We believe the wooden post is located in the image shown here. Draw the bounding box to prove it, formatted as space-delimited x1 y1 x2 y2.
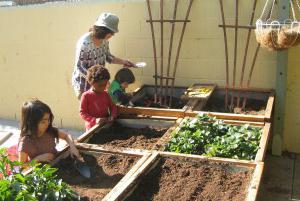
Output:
272 0 289 156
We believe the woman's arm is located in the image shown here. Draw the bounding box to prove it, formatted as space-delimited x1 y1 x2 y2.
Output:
111 57 135 67
58 131 80 159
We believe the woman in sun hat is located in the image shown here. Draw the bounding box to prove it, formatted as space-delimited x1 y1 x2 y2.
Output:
72 12 135 99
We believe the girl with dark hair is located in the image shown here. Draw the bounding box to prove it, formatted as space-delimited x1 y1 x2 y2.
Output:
108 68 135 105
72 12 135 100
18 99 80 163
80 65 118 130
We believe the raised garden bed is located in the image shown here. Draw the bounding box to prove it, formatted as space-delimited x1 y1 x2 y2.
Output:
107 152 264 201
118 85 196 118
50 145 151 201
155 115 271 162
186 86 275 122
79 117 181 151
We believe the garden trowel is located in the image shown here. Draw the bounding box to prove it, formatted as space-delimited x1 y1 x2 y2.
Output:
73 157 91 178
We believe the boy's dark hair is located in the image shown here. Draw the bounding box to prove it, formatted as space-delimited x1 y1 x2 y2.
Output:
91 25 114 39
115 68 135 84
87 65 110 84
20 99 58 141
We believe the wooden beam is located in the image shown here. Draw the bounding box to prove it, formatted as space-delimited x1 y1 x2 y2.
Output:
146 19 190 23
264 90 275 122
75 143 151 157
255 123 271 162
218 24 256 29
184 111 265 122
246 162 264 201
118 105 185 118
76 123 103 143
0 132 13 145
103 152 160 201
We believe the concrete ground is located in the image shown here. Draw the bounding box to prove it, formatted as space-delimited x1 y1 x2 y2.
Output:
257 152 300 201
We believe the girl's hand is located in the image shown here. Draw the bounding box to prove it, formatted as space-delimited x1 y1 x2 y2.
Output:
69 144 80 159
107 116 114 123
96 117 108 125
34 153 55 163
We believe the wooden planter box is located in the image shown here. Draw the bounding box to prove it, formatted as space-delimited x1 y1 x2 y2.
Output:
185 86 275 123
104 152 264 201
118 85 196 118
154 117 271 162
77 117 182 151
48 143 151 201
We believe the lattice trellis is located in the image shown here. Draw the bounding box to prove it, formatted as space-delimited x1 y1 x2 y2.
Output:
146 0 193 107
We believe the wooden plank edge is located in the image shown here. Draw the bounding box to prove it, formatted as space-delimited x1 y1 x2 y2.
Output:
181 116 265 126
255 123 271 162
103 152 160 201
76 143 151 157
118 105 185 117
76 123 103 143
118 115 177 121
157 151 257 168
183 99 198 111
246 162 264 201
184 111 265 122
264 92 275 122
152 118 184 150
217 86 274 93
0 132 13 145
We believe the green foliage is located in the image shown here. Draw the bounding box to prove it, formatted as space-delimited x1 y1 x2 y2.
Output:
0 148 80 201
165 114 262 160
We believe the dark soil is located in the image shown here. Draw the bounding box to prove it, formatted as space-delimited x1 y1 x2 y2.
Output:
55 153 138 201
134 96 187 109
88 122 168 150
203 95 266 115
125 158 253 201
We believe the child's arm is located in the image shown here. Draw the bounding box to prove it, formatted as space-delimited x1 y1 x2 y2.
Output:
58 131 80 159
80 93 96 126
19 151 54 163
108 95 118 120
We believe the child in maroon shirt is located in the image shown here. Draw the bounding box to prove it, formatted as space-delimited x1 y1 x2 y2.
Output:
80 65 118 130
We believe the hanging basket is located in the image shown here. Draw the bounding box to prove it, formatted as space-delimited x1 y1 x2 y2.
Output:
255 20 281 51
255 0 300 51
277 22 300 49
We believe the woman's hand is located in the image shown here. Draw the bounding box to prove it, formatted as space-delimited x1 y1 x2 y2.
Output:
33 153 55 163
123 60 135 68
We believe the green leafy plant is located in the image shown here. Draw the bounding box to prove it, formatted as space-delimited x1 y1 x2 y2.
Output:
0 148 80 201
165 114 262 160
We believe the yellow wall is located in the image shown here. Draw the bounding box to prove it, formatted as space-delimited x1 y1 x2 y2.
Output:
0 1 279 133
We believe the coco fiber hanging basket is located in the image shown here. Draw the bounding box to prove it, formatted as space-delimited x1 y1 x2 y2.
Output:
255 0 300 51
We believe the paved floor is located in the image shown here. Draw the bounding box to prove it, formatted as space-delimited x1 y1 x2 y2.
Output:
258 153 300 201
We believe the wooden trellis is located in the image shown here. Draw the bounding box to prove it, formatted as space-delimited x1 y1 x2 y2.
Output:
218 0 273 111
146 0 193 107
